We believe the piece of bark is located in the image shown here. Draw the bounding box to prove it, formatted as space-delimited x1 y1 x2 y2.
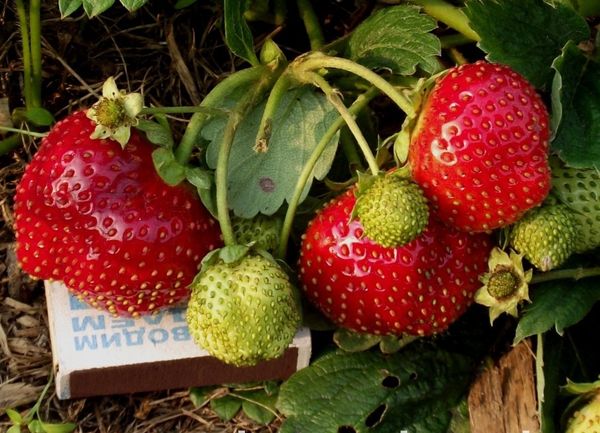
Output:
468 339 539 433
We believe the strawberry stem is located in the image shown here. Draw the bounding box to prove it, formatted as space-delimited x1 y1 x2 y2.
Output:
175 66 266 165
531 267 600 285
276 86 379 259
254 72 292 152
15 0 33 110
140 106 226 116
29 0 42 108
216 69 282 246
0 126 46 137
293 53 416 118
305 72 379 175
296 0 325 50
410 0 480 42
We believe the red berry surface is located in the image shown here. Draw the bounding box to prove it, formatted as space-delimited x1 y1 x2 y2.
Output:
14 111 222 316
409 61 551 232
298 189 492 336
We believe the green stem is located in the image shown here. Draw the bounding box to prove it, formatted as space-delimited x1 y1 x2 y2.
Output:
216 72 279 246
410 0 480 42
305 72 379 175
0 134 21 155
174 66 266 165
254 72 292 152
340 127 364 173
531 267 600 285
276 87 379 259
296 0 325 50
140 106 226 116
0 126 46 137
15 0 32 110
29 0 42 108
295 53 416 118
440 33 473 48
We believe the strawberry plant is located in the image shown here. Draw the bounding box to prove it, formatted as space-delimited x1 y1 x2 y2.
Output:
5 0 600 432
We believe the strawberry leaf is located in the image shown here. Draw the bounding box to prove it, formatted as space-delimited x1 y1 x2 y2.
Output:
465 0 589 89
514 279 600 344
277 346 473 433
137 120 174 148
5 408 22 425
346 5 440 75
223 0 260 66
58 0 82 18
119 0 149 12
25 107 55 127
210 395 242 422
550 41 600 169
175 0 198 9
203 86 339 218
240 390 278 425
82 0 115 17
151 148 185 186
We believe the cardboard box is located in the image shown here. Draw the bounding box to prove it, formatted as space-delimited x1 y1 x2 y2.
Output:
44 281 312 399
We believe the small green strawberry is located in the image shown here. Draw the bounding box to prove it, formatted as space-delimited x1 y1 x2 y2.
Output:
509 205 578 271
563 380 600 433
231 214 282 252
354 174 429 247
550 159 600 253
186 247 301 366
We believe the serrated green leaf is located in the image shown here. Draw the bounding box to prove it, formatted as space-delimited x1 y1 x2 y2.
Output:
175 0 198 9
465 0 590 89
119 0 148 12
25 107 55 127
58 0 83 18
278 346 473 433
514 279 600 344
5 408 22 424
137 120 174 148
204 87 339 218
347 5 440 75
240 390 278 424
82 0 115 17
210 395 242 422
224 0 260 66
40 422 77 433
551 42 600 168
152 148 186 186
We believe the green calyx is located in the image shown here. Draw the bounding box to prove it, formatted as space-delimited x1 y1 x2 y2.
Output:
510 204 578 271
550 159 600 253
186 252 301 367
475 248 532 324
231 214 282 253
354 174 429 248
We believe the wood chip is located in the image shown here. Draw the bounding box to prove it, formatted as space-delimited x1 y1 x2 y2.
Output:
0 319 10 356
3 297 37 314
468 339 539 433
16 315 40 328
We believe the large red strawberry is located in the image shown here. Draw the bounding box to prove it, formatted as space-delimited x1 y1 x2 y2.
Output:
409 61 551 232
298 189 492 336
14 111 222 316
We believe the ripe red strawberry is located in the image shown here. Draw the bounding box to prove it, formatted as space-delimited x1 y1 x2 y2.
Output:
409 61 551 232
298 189 492 336
14 111 222 316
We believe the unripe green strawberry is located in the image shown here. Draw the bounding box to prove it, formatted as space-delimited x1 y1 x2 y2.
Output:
509 205 577 271
354 175 429 247
566 393 600 433
186 252 300 366
550 159 600 253
231 214 282 252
